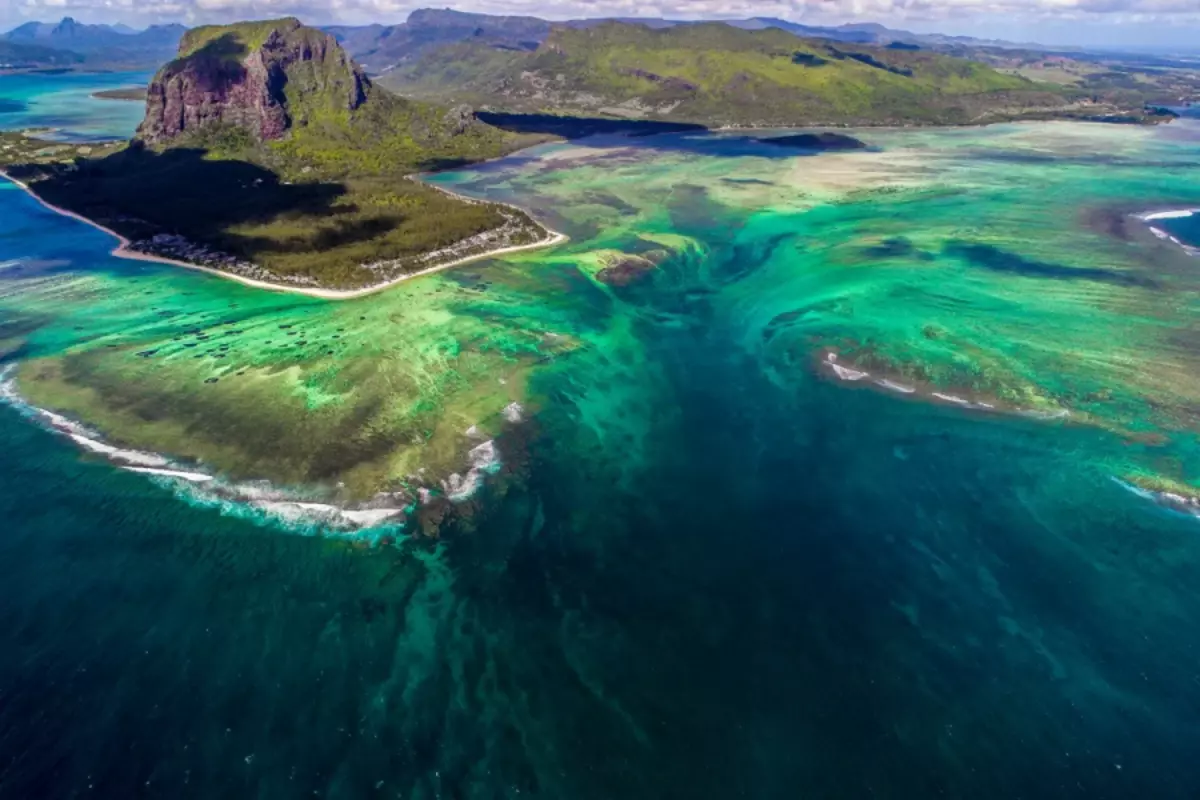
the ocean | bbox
[4,74,1200,798]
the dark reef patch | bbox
[863,237,935,260]
[758,132,869,151]
[945,241,1158,288]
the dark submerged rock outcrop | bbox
[757,132,869,151]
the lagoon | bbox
[4,73,1200,797]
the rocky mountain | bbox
[382,21,1149,127]
[138,18,370,143]
[326,8,550,73]
[3,17,185,68]
[5,17,549,290]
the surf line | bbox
[0,364,416,531]
[820,351,1067,419]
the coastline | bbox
[0,168,568,300]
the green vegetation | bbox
[0,131,121,164]
[1,18,555,290]
[177,18,302,59]
[946,45,1200,108]
[92,87,146,101]
[382,22,1160,126]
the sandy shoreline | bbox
[0,168,568,300]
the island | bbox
[0,18,560,294]
[91,87,146,101]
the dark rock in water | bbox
[757,132,868,151]
[597,254,660,287]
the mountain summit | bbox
[138,18,369,143]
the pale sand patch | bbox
[780,148,931,195]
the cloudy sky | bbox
[2,0,1199,52]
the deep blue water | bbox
[1159,211,1200,248]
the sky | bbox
[1,0,1199,52]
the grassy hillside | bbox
[2,19,553,291]
[383,22,1159,126]
[177,19,298,59]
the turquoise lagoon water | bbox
[3,75,1200,798]
[0,71,149,140]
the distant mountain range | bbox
[2,16,185,68]
[326,9,551,73]
[0,39,84,69]
[323,9,1035,74]
[2,10,1197,111]
[380,21,1173,128]
[576,16,1029,50]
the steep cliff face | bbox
[137,17,370,144]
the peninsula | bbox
[0,18,559,292]
[0,13,1186,295]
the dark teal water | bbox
[1159,211,1200,249]
[6,265,1200,797]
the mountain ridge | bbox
[3,16,185,68]
[381,21,1162,127]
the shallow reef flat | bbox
[5,120,1200,527]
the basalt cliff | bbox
[138,17,370,143]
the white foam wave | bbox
[875,378,915,394]
[1140,209,1198,221]
[0,365,19,402]
[444,439,503,501]
[1112,477,1200,519]
[1020,408,1070,420]
[0,364,408,533]
[830,362,869,381]
[502,402,524,423]
[932,392,970,405]
[125,466,214,482]
[341,508,407,526]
